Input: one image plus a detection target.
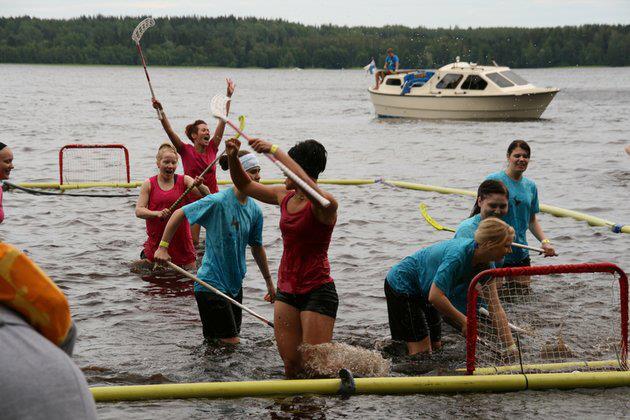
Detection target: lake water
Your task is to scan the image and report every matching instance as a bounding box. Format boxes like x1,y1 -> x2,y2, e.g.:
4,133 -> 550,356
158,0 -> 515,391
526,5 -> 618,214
1,64 -> 629,418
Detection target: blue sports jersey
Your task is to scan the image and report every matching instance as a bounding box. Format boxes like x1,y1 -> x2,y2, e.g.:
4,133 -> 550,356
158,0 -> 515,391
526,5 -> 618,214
385,54 -> 399,71
183,188 -> 263,295
386,238 -> 479,313
486,171 -> 539,263
454,214 -> 481,239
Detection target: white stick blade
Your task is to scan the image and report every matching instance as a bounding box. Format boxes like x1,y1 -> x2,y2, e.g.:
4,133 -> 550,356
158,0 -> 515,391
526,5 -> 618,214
132,17 -> 156,43
210,94 -> 230,120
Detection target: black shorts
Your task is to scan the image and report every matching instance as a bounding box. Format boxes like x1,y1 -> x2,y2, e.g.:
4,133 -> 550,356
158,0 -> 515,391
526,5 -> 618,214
275,282 -> 338,319
502,257 -> 531,268
194,289 -> 243,339
384,279 -> 441,343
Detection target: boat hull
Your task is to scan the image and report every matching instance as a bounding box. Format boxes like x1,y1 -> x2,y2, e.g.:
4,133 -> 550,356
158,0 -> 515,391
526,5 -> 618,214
368,90 -> 558,120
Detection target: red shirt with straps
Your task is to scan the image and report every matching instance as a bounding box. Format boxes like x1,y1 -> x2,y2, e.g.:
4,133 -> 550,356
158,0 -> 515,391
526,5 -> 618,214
179,143 -> 219,194
278,191 -> 335,294
143,175 -> 196,266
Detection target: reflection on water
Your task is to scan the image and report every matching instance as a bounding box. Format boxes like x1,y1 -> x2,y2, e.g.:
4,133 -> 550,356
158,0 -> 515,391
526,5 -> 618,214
1,64 -> 629,418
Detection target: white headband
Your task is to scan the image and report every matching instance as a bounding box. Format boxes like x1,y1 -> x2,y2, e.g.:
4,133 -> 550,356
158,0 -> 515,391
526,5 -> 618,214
240,153 -> 260,172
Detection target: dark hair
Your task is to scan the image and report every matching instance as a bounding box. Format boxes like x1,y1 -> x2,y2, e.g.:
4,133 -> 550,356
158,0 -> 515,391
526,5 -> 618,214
288,139 -> 327,180
470,179 -> 509,217
507,140 -> 531,158
185,120 -> 207,142
219,150 -> 250,171
0,142 -> 6,151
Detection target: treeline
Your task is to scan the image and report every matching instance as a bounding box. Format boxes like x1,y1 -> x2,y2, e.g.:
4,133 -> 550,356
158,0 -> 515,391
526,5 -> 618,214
1,16 -> 629,68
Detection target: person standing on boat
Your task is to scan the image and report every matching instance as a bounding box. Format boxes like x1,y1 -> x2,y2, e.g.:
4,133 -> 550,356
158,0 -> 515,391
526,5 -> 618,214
0,142 -> 15,224
135,143 -> 209,270
454,180 -> 509,239
385,218 -> 516,356
154,150 -> 275,344
151,78 -> 235,247
374,48 -> 400,89
226,137 -> 338,379
485,140 -> 556,269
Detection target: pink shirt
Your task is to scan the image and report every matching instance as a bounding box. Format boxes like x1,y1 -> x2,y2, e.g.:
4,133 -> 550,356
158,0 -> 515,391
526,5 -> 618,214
277,191 -> 335,294
0,188 -> 4,223
143,175 -> 196,266
179,143 -> 219,194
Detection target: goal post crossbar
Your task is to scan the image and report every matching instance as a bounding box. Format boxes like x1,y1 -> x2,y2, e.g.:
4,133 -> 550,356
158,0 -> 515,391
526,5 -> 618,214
465,262 -> 628,375
59,144 -> 131,185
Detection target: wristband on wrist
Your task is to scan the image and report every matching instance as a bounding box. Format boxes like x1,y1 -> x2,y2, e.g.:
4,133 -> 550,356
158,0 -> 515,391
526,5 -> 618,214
159,240 -> 170,248
541,239 -> 551,245
270,144 -> 279,154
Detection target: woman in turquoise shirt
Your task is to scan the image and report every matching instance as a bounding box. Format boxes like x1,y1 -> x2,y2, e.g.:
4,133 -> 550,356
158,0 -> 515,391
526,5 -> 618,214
385,218 -> 515,355
486,140 -> 556,267
455,179 -> 509,239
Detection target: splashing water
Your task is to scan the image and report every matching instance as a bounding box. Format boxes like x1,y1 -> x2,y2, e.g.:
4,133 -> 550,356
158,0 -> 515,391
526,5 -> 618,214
299,342 -> 391,378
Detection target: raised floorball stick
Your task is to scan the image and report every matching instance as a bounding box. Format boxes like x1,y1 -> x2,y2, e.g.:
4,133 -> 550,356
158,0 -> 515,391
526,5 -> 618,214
210,94 -> 331,208
167,115 -> 247,213
167,262 -> 274,328
132,17 -> 162,120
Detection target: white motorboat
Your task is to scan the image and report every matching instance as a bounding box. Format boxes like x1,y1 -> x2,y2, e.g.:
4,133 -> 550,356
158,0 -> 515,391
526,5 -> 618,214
368,59 -> 559,120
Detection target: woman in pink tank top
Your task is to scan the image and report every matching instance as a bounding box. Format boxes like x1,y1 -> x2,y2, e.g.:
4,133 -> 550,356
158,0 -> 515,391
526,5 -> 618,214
0,142 -> 14,224
151,79 -> 235,247
135,144 -> 209,269
226,137 -> 338,379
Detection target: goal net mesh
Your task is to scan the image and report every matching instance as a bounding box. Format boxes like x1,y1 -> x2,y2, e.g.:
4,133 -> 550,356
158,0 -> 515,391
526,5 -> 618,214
466,263 -> 628,375
59,144 -> 130,185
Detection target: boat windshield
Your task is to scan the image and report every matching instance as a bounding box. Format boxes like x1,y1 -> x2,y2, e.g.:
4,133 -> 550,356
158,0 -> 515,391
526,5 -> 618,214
461,75 -> 488,90
486,72 -> 514,88
500,70 -> 529,86
436,74 -> 463,89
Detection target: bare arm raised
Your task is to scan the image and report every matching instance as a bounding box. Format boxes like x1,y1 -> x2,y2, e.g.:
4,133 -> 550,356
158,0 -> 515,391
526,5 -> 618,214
152,99 -> 185,152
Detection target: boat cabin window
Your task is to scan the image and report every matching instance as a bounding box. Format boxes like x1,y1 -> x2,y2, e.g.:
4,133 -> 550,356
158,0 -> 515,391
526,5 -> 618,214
385,78 -> 402,86
500,70 -> 529,86
436,74 -> 463,89
486,72 -> 514,88
461,75 -> 488,90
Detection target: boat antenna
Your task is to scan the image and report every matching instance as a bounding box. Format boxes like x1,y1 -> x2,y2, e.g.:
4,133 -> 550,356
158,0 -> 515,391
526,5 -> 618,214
492,60 -> 499,67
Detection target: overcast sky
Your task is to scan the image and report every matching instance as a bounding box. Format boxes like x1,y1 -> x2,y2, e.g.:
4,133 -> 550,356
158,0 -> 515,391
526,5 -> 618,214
1,0 -> 629,28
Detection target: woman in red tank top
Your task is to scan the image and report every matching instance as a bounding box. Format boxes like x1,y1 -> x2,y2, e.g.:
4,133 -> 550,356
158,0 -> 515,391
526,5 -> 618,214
226,137 -> 338,378
150,79 -> 235,247
135,144 -> 209,270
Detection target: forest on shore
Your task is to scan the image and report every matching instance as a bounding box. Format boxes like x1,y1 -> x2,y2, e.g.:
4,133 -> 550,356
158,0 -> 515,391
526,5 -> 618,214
1,16 -> 629,68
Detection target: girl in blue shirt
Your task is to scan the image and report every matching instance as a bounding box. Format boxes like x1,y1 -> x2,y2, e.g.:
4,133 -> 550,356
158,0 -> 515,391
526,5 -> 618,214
154,151 -> 275,344
385,218 -> 515,355
455,179 -> 509,239
486,140 -> 556,267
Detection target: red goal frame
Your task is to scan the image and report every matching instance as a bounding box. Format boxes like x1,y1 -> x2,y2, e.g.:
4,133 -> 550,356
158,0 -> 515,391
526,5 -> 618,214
465,262 -> 628,375
58,144 -> 131,185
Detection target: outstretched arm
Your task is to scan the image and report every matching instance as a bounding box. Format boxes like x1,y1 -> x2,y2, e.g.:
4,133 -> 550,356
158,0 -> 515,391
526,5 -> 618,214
183,175 -> 210,197
226,138 -> 287,205
152,99 -> 185,152
529,214 -> 556,257
153,208 -> 187,263
480,280 -> 515,349
248,138 -> 338,224
429,284 -> 467,335
250,244 -> 275,302
211,78 -> 235,148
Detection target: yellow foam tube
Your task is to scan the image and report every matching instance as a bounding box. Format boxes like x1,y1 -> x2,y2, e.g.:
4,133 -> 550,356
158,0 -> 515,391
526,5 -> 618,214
91,378 -> 342,402
14,178 -> 629,233
17,182 -> 143,189
91,371 -> 630,402
526,371 -> 630,390
461,360 -> 623,375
